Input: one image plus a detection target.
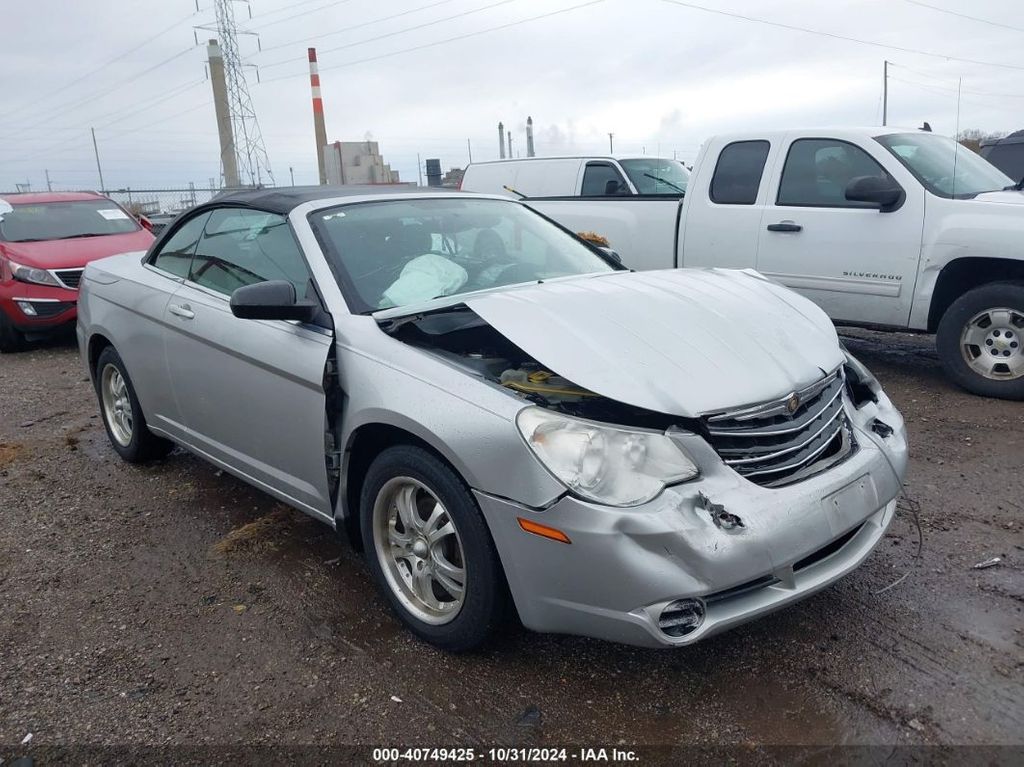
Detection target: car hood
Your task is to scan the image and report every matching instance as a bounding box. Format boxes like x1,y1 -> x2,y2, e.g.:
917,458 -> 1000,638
0,229 -> 154,269
973,190 -> 1024,205
463,268 -> 844,418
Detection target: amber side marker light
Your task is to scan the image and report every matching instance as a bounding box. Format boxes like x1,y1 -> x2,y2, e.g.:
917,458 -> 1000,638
517,517 -> 572,544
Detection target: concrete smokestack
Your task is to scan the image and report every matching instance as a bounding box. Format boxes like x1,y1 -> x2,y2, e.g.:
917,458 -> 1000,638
508,131 -> 513,159
498,122 -> 505,159
309,48 -> 328,185
526,116 -> 535,157
207,40 -> 239,188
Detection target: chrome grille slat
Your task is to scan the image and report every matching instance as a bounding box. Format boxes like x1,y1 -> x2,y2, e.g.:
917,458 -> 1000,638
702,368 -> 855,488
721,406 -> 844,465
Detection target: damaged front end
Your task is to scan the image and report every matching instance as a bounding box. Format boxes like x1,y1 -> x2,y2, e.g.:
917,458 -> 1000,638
379,302 -> 908,648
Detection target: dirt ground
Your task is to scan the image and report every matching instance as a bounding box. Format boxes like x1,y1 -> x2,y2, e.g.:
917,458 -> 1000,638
1,329 -> 1021,755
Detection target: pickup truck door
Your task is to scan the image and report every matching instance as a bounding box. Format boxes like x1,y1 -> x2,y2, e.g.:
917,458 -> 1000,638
162,207 -> 334,519
755,134 -> 924,327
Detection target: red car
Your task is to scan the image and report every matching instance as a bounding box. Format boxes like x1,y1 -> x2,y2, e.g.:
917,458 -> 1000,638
0,191 -> 154,352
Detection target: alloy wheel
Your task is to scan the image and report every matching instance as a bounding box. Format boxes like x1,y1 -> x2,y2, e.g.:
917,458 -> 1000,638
372,476 -> 467,625
960,307 -> 1024,381
100,364 -> 134,447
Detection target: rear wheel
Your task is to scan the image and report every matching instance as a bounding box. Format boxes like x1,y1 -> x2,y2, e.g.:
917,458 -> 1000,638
936,282 -> 1024,400
0,312 -> 28,353
360,445 -> 507,651
95,346 -> 174,462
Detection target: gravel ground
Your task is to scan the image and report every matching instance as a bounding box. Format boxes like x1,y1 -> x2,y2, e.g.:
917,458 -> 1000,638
0,330 -> 1021,755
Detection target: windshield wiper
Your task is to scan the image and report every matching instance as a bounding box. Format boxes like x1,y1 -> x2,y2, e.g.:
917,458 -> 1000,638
1004,175 -> 1024,191
642,172 -> 685,194
54,232 -> 108,240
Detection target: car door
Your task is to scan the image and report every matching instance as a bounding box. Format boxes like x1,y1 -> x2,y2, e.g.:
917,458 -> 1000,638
124,210 -> 212,441
680,138 -> 775,270
163,206 -> 334,518
755,135 -> 924,327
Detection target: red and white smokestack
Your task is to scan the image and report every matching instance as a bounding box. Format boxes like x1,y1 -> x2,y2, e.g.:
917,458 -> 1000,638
309,47 -> 328,185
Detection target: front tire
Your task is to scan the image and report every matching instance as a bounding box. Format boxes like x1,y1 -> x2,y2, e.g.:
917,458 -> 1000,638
936,282 -> 1024,400
360,445 -> 507,651
0,312 -> 28,353
95,346 -> 174,462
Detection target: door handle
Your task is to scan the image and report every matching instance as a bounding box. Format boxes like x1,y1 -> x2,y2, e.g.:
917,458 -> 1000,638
169,303 -> 195,320
766,221 -> 802,232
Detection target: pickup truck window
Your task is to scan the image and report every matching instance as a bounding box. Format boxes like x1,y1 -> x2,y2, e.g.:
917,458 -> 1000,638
777,138 -> 895,208
581,163 -> 630,196
876,132 -> 1013,199
710,141 -> 770,205
619,158 -> 689,196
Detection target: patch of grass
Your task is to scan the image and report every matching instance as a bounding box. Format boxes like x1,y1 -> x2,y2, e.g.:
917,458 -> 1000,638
213,506 -> 294,555
0,443 -> 25,468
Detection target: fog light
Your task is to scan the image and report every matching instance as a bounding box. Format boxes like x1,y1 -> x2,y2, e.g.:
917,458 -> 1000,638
871,419 -> 893,438
16,301 -> 37,316
658,598 -> 706,637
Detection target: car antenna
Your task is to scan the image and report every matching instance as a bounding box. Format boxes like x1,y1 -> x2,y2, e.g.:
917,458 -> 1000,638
503,184 -> 528,200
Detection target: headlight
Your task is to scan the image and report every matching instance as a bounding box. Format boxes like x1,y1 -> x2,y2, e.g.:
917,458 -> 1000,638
516,407 -> 699,507
10,260 -> 61,287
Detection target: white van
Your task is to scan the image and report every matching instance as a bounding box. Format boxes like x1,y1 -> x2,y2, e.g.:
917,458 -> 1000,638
461,156 -> 690,199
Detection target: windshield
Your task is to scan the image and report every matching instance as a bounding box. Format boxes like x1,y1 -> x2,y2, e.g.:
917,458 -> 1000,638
310,198 -> 617,314
876,133 -> 1012,199
0,199 -> 140,242
619,158 -> 689,196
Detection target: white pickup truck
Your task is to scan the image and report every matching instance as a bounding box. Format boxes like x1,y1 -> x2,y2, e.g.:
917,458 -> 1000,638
462,127 -> 1024,400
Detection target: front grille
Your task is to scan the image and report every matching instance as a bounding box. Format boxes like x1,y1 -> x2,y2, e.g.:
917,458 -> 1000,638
53,268 -> 84,290
703,369 -> 854,487
28,300 -> 75,318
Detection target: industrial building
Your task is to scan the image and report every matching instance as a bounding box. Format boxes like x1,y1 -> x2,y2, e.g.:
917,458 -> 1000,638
323,141 -> 401,185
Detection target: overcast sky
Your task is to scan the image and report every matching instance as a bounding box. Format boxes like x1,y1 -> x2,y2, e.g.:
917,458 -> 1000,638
1,0 -> 1021,192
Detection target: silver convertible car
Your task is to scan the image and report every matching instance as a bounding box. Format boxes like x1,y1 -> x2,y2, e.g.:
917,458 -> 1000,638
78,187 -> 907,650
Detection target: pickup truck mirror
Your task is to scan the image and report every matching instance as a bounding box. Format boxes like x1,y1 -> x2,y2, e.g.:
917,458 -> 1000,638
598,246 -> 623,265
230,280 -> 319,323
845,176 -> 905,212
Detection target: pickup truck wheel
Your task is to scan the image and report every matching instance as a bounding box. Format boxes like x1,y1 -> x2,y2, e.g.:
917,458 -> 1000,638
0,311 -> 28,353
360,445 -> 507,652
937,282 -> 1024,400
95,347 -> 174,462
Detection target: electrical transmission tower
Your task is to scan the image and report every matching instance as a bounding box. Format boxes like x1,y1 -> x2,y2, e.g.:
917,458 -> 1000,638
204,0 -> 274,187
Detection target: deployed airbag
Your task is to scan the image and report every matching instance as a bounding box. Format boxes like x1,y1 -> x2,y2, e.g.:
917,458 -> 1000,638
380,254 -> 468,309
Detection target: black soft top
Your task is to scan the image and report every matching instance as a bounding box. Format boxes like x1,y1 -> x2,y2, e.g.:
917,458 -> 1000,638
208,184 -> 454,215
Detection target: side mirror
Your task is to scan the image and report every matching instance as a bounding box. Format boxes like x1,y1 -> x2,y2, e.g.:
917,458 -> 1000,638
604,179 -> 629,196
230,280 -> 318,322
138,215 -> 154,233
598,246 -> 622,265
845,176 -> 905,212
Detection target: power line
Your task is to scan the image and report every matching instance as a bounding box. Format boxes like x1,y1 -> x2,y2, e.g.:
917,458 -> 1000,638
248,0 -> 356,31
659,0 -> 1024,72
889,63 -> 1024,98
261,0 -> 521,71
901,0 -> 1024,35
263,0 -> 605,82
0,7 -> 201,125
254,0 -> 457,56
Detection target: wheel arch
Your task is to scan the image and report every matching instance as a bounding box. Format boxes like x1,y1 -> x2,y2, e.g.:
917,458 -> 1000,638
338,419 -> 473,551
87,332 -> 115,383
928,257 -> 1024,332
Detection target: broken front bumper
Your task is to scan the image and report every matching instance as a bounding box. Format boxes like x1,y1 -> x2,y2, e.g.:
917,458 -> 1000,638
476,404 -> 907,648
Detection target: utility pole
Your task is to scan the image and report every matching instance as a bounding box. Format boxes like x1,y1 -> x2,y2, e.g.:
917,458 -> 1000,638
467,138 -> 473,163
498,122 -> 505,159
308,48 -> 328,185
45,169 -> 52,192
289,166 -> 295,185
608,132 -> 614,153
882,60 -> 888,127
417,152 -> 423,186
207,39 -> 240,187
91,128 -> 105,192
507,132 -> 512,160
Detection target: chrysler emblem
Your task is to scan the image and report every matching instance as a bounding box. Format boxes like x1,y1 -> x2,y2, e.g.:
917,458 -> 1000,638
786,394 -> 800,414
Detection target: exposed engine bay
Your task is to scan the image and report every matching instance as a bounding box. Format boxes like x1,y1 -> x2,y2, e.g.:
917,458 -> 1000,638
381,305 -> 688,431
